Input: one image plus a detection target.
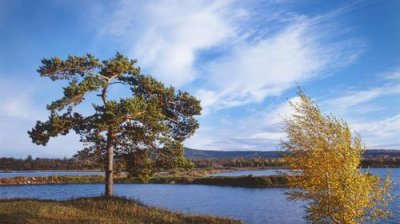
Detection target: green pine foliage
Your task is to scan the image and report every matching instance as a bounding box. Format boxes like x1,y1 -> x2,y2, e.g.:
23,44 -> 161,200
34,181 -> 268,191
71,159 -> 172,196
28,53 -> 202,196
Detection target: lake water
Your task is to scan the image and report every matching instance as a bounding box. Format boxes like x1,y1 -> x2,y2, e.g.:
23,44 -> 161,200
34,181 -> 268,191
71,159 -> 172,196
0,171 -> 104,178
0,168 -> 399,223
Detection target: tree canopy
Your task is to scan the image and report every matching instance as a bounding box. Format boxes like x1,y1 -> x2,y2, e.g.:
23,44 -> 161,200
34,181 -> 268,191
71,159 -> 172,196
28,53 -> 202,196
282,91 -> 392,224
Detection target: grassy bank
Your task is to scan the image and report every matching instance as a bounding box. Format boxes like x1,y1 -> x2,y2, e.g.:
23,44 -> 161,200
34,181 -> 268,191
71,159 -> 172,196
0,175 -> 289,188
0,197 -> 241,224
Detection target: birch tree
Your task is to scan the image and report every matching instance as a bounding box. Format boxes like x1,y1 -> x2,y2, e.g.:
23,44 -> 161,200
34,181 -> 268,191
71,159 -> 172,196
283,91 -> 392,223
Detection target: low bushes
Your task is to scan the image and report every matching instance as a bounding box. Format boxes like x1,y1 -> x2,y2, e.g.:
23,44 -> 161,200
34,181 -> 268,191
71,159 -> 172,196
0,175 -> 289,188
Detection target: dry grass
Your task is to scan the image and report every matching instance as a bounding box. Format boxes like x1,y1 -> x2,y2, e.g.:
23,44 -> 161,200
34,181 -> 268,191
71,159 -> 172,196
0,197 -> 242,224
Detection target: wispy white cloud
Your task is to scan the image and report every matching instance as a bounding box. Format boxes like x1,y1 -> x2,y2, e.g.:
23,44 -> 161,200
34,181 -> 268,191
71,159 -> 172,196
321,83 -> 400,149
96,0 -> 363,112
0,93 -> 37,120
0,78 -> 43,120
0,77 -> 83,157
249,132 -> 286,141
383,69 -> 400,80
196,15 -> 363,111
325,84 -> 400,111
262,96 -> 300,125
352,114 -> 400,138
351,114 -> 400,149
326,89 -> 384,111
188,79 -> 400,151
99,0 -> 242,87
185,97 -> 299,150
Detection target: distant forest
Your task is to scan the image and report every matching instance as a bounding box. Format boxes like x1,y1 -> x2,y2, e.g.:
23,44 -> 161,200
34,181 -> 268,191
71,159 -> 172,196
1,148 -> 399,171
184,148 -> 400,159
0,156 -> 101,171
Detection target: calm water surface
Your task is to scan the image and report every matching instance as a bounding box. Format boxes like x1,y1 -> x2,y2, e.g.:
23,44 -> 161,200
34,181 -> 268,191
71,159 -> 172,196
0,184 -> 305,224
0,168 -> 398,224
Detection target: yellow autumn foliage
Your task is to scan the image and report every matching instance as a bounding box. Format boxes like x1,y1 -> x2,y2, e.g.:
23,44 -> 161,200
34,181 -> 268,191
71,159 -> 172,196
282,91 -> 392,224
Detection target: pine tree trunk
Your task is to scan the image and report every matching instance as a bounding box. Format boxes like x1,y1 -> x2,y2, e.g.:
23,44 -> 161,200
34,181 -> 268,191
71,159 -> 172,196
105,128 -> 114,197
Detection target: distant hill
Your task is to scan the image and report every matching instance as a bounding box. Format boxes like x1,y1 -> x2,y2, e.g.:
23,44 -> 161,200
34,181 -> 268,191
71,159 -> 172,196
363,149 -> 400,158
184,148 -> 400,160
184,148 -> 285,160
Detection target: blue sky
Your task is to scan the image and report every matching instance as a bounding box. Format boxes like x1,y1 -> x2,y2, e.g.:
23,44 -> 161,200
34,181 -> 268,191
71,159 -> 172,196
0,0 -> 399,158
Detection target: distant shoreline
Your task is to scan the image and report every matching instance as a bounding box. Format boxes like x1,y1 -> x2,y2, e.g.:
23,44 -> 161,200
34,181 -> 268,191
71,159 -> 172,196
0,174 -> 290,188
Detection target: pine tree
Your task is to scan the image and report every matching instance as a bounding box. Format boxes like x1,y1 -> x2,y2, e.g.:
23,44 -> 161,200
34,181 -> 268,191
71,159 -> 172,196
28,53 -> 201,197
